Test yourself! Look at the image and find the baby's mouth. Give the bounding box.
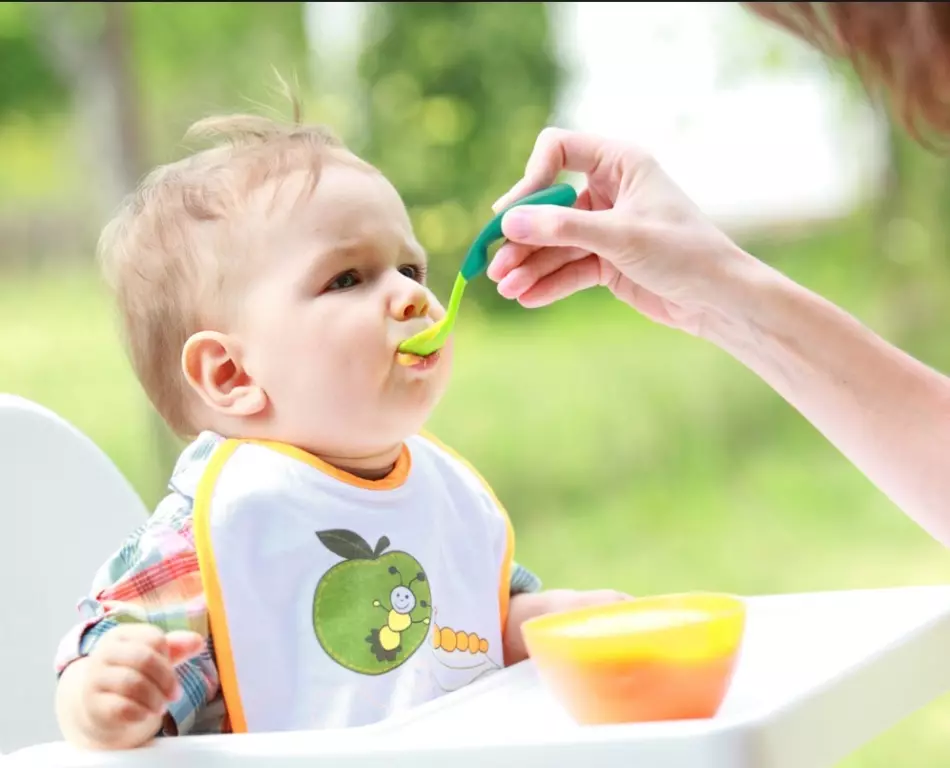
[394,317,442,367]
[395,350,441,369]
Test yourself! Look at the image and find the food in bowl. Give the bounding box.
[522,592,746,725]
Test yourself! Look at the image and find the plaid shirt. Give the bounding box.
[54,433,543,736]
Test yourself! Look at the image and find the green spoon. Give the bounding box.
[397,182,578,359]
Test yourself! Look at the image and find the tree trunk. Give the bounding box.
[30,2,181,502]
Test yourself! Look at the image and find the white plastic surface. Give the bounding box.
[8,585,950,767]
[0,395,150,754]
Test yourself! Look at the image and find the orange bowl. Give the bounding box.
[522,592,746,725]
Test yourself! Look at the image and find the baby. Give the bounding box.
[54,112,629,750]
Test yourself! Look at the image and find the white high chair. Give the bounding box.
[0,394,149,754]
[5,392,950,767]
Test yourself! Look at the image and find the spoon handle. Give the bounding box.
[460,183,578,281]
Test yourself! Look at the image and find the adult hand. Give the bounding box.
[488,127,760,336]
[489,131,950,549]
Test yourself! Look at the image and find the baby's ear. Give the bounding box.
[181,331,267,418]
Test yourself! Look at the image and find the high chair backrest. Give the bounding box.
[0,395,149,753]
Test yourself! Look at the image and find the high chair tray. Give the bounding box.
[9,586,950,768]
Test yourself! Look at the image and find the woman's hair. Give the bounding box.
[743,2,950,144]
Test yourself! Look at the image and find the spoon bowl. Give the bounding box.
[397,183,578,361]
[397,273,469,359]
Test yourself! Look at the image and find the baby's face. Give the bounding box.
[234,160,452,462]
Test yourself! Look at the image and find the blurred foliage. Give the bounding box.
[4,3,950,764]
[0,2,556,300]
[123,1,309,159]
[355,2,560,305]
[0,4,67,119]
[0,2,309,188]
[719,0,950,343]
[716,2,827,84]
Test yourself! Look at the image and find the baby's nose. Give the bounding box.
[392,287,430,320]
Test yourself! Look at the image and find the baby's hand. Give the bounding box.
[57,624,204,750]
[503,588,633,666]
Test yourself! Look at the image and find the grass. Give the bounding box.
[3,218,950,764]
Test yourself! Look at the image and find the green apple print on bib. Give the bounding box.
[313,529,433,675]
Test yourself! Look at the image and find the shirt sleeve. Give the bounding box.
[54,495,222,736]
[509,561,543,594]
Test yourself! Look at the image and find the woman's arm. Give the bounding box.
[706,262,950,545]
[488,127,950,546]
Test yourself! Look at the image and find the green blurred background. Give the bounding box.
[3,2,950,764]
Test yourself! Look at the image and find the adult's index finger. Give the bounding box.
[492,128,606,212]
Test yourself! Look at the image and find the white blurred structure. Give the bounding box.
[549,2,889,235]
[303,1,371,148]
[0,395,148,753]
[304,2,889,236]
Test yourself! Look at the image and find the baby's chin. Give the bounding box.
[313,411,435,479]
[388,390,444,440]
[329,386,447,451]
[254,352,452,462]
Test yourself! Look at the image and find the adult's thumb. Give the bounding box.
[500,204,611,251]
[166,631,206,666]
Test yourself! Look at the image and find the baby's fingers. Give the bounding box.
[102,641,181,701]
[96,663,172,716]
[576,589,635,606]
[165,630,206,666]
[92,691,157,727]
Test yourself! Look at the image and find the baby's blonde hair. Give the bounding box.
[98,111,362,437]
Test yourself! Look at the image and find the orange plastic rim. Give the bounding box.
[522,592,746,725]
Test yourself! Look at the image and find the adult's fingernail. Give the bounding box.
[502,209,534,240]
[497,271,526,298]
[492,191,516,212]
[487,244,512,280]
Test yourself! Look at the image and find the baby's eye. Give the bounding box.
[327,270,360,291]
[399,264,427,283]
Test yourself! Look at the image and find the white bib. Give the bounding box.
[192,433,514,734]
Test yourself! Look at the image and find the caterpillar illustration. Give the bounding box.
[431,623,489,654]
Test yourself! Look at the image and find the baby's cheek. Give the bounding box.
[436,338,455,379]
[318,348,383,404]
[427,296,447,322]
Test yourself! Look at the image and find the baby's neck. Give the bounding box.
[314,444,404,481]
[202,420,406,482]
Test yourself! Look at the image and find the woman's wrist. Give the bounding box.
[699,250,888,385]
[697,249,858,405]
[694,245,788,355]
[694,245,950,543]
